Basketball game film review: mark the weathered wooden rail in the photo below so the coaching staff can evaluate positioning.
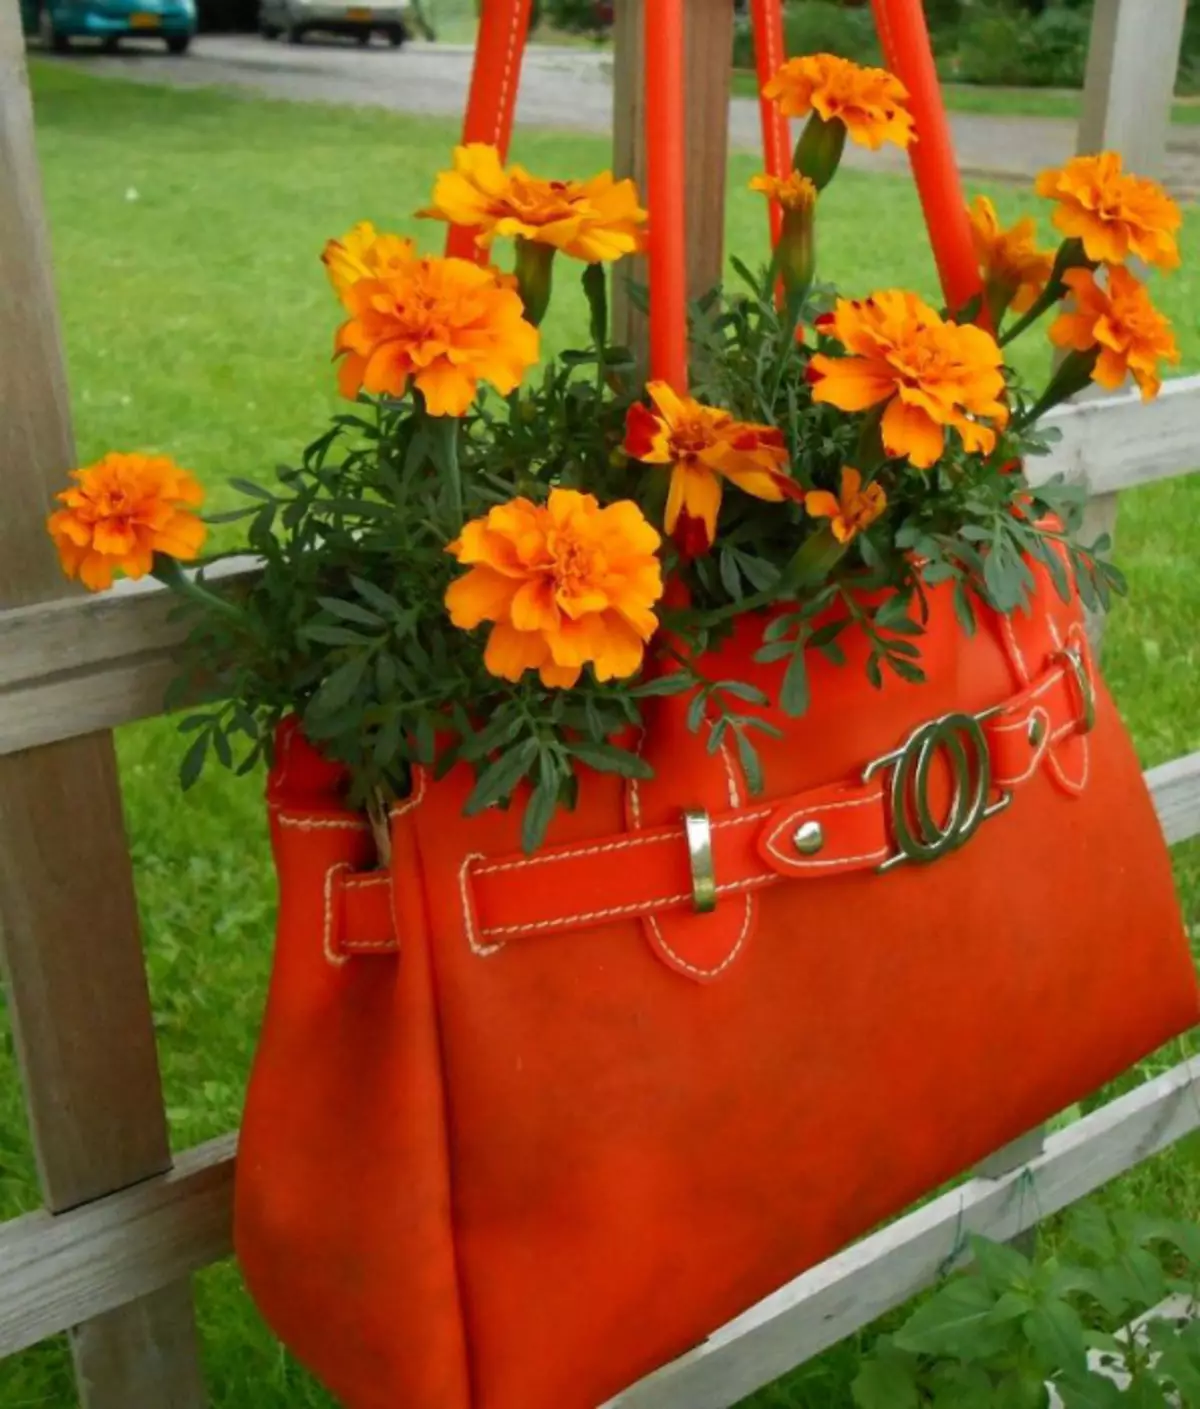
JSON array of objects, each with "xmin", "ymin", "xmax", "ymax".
[{"xmin": 0, "ymin": 0, "xmax": 1195, "ymax": 1405}]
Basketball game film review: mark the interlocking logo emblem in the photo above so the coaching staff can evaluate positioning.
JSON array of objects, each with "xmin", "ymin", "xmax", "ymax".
[{"xmin": 864, "ymin": 710, "xmax": 1011, "ymax": 872}]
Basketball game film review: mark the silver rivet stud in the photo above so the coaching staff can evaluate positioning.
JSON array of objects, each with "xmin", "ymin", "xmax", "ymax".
[
  {"xmin": 793, "ymin": 820, "xmax": 825, "ymax": 856},
  {"xmin": 1028, "ymin": 715, "xmax": 1047, "ymax": 747}
]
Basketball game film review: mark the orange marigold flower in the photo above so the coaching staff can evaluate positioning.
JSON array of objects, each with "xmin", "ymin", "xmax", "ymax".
[
  {"xmin": 445, "ymin": 488, "xmax": 663, "ymax": 689},
  {"xmin": 968, "ymin": 195, "xmax": 1055, "ymax": 316},
  {"xmin": 1050, "ymin": 266, "xmax": 1180, "ymax": 401},
  {"xmin": 48, "ymin": 452, "xmax": 206, "ymax": 592},
  {"xmin": 334, "ymin": 255, "xmax": 540, "ymax": 416},
  {"xmin": 420, "ymin": 143, "xmax": 647, "ymax": 263},
  {"xmin": 763, "ymin": 53, "xmax": 914, "ymax": 151},
  {"xmin": 1035, "ymin": 152, "xmax": 1181, "ymax": 271},
  {"xmin": 807, "ymin": 291, "xmax": 1009, "ymax": 470},
  {"xmin": 804, "ymin": 466, "xmax": 886, "ymax": 544},
  {"xmin": 321, "ymin": 221, "xmax": 416, "ymax": 301},
  {"xmin": 623, "ymin": 381, "xmax": 803, "ymax": 555}
]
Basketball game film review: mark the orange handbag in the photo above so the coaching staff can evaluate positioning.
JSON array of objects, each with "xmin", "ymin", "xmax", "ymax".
[{"xmin": 234, "ymin": 4, "xmax": 1199, "ymax": 1407}]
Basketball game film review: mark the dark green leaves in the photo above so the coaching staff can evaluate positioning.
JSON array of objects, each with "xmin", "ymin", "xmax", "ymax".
[{"xmin": 465, "ymin": 739, "xmax": 539, "ymax": 815}]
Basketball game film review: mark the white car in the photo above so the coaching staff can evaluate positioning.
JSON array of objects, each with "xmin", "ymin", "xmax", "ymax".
[{"xmin": 258, "ymin": 0, "xmax": 408, "ymax": 46}]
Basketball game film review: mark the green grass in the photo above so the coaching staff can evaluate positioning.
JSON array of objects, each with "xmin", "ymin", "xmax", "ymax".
[
  {"xmin": 729, "ymin": 68, "xmax": 1200, "ymax": 126},
  {"xmin": 0, "ymin": 62, "xmax": 1197, "ymax": 1409}
]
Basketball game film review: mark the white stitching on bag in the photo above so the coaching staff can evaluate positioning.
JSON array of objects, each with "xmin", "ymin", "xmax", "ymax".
[
  {"xmin": 323, "ymin": 862, "xmax": 351, "ymax": 968},
  {"xmin": 492, "ymin": 1, "xmax": 522, "ymax": 146},
  {"xmin": 275, "ymin": 810, "xmax": 369, "ymax": 832}
]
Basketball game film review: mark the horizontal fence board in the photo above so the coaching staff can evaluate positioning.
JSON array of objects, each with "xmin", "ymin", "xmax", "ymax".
[
  {"xmin": 608, "ymin": 1058, "xmax": 1200, "ymax": 1409},
  {"xmin": 0, "ymin": 1134, "xmax": 235, "ymax": 1360},
  {"xmin": 1147, "ymin": 751, "xmax": 1200, "ymax": 847},
  {"xmin": 1033, "ymin": 375, "xmax": 1200, "ymax": 494},
  {"xmin": 0, "ymin": 385, "xmax": 1198, "ymax": 756},
  {"xmin": 0, "ymin": 559, "xmax": 257, "ymax": 755}
]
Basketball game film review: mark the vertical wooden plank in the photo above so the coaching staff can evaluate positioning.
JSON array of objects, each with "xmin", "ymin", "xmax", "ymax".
[
  {"xmin": 1072, "ymin": 0, "xmax": 1186, "ymax": 647},
  {"xmin": 71, "ymin": 1288, "xmax": 207, "ymax": 1409},
  {"xmin": 0, "ymin": 3, "xmax": 208, "ymax": 1403},
  {"xmin": 611, "ymin": 0, "xmax": 734, "ymax": 359}
]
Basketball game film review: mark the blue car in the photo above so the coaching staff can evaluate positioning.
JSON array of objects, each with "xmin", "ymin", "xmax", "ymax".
[{"xmin": 22, "ymin": 0, "xmax": 196, "ymax": 53}]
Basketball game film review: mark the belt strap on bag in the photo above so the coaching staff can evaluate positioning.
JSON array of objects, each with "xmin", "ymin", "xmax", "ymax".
[{"xmin": 332, "ymin": 635, "xmax": 1097, "ymax": 961}]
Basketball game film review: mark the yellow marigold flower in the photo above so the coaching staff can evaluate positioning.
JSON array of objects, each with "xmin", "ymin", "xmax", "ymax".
[
  {"xmin": 334, "ymin": 255, "xmax": 540, "ymax": 416},
  {"xmin": 321, "ymin": 221, "xmax": 417, "ymax": 301},
  {"xmin": 1035, "ymin": 152, "xmax": 1181, "ymax": 271},
  {"xmin": 807, "ymin": 291, "xmax": 1009, "ymax": 470},
  {"xmin": 749, "ymin": 171, "xmax": 817, "ymax": 212},
  {"xmin": 764, "ymin": 53, "xmax": 915, "ymax": 151},
  {"xmin": 420, "ymin": 143, "xmax": 647, "ymax": 263},
  {"xmin": 968, "ymin": 195, "xmax": 1055, "ymax": 317},
  {"xmin": 445, "ymin": 488, "xmax": 663, "ymax": 689},
  {"xmin": 1050, "ymin": 266, "xmax": 1180, "ymax": 401},
  {"xmin": 804, "ymin": 466, "xmax": 886, "ymax": 544},
  {"xmin": 622, "ymin": 381, "xmax": 803, "ymax": 556},
  {"xmin": 48, "ymin": 452, "xmax": 206, "ymax": 592}
]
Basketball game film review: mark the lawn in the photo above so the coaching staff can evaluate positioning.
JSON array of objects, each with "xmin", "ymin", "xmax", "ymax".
[{"xmin": 0, "ymin": 61, "xmax": 1197, "ymax": 1409}]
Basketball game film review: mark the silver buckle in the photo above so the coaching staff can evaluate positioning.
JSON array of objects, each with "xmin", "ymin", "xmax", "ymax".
[
  {"xmin": 1055, "ymin": 645, "xmax": 1097, "ymax": 735},
  {"xmin": 862, "ymin": 707, "xmax": 1012, "ymax": 874},
  {"xmin": 683, "ymin": 809, "xmax": 717, "ymax": 913}
]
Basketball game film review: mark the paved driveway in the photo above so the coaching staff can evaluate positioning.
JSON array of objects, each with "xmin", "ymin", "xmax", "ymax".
[{"xmin": 46, "ymin": 36, "xmax": 1200, "ymax": 193}]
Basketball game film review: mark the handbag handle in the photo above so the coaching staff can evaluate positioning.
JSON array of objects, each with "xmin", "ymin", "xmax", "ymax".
[
  {"xmin": 448, "ymin": 0, "xmax": 984, "ymax": 372},
  {"xmin": 445, "ymin": 0, "xmax": 534, "ymax": 262},
  {"xmin": 868, "ymin": 0, "xmax": 983, "ymax": 317}
]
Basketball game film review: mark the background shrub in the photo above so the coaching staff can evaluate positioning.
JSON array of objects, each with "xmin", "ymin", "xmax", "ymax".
[
  {"xmin": 732, "ymin": 0, "xmax": 881, "ymax": 71},
  {"xmin": 953, "ymin": 2, "xmax": 1091, "ymax": 88}
]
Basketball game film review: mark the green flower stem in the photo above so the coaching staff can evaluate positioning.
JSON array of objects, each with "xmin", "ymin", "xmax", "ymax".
[
  {"xmin": 437, "ymin": 414, "xmax": 464, "ymax": 529},
  {"xmin": 999, "ymin": 237, "xmax": 1089, "ymax": 348},
  {"xmin": 1016, "ymin": 347, "xmax": 1100, "ymax": 429},
  {"xmin": 152, "ymin": 553, "xmax": 247, "ymax": 625},
  {"xmin": 582, "ymin": 261, "xmax": 608, "ymax": 392},
  {"xmin": 854, "ymin": 404, "xmax": 886, "ymax": 472}
]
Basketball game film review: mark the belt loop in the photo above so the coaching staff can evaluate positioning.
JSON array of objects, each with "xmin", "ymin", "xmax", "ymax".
[
  {"xmin": 683, "ymin": 809, "xmax": 717, "ymax": 914},
  {"xmin": 386, "ymin": 769, "xmax": 431, "ymax": 956}
]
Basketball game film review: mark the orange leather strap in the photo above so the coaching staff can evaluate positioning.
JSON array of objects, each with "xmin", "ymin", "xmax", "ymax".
[
  {"xmin": 333, "ymin": 641, "xmax": 1094, "ymax": 961},
  {"xmin": 869, "ymin": 0, "xmax": 983, "ymax": 317},
  {"xmin": 750, "ymin": 0, "xmax": 791, "ymax": 248},
  {"xmin": 445, "ymin": 0, "xmax": 534, "ymax": 262}
]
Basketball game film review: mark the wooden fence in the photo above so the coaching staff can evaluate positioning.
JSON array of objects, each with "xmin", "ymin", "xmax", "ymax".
[{"xmin": 0, "ymin": 0, "xmax": 1197, "ymax": 1405}]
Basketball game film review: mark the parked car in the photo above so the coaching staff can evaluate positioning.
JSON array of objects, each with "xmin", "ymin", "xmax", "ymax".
[
  {"xmin": 21, "ymin": 0, "xmax": 195, "ymax": 51},
  {"xmin": 258, "ymin": 0, "xmax": 407, "ymax": 45}
]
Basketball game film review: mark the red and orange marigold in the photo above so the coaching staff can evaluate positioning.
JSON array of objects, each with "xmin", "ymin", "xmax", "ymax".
[
  {"xmin": 1035, "ymin": 152, "xmax": 1181, "ymax": 271},
  {"xmin": 1050, "ymin": 266, "xmax": 1180, "ymax": 402},
  {"xmin": 805, "ymin": 467, "xmax": 887, "ymax": 544},
  {"xmin": 334, "ymin": 254, "xmax": 540, "ymax": 416},
  {"xmin": 445, "ymin": 489, "xmax": 663, "ymax": 689},
  {"xmin": 807, "ymin": 291, "xmax": 1009, "ymax": 469},
  {"xmin": 763, "ymin": 53, "xmax": 915, "ymax": 151},
  {"xmin": 420, "ymin": 144, "xmax": 647, "ymax": 263},
  {"xmin": 48, "ymin": 452, "xmax": 207, "ymax": 592},
  {"xmin": 623, "ymin": 381, "xmax": 803, "ymax": 555}
]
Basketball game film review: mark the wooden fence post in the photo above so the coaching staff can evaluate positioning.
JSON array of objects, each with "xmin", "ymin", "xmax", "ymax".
[
  {"xmin": 611, "ymin": 0, "xmax": 734, "ymax": 359},
  {"xmin": 1073, "ymin": 0, "xmax": 1186, "ymax": 647},
  {"xmin": 0, "ymin": 5, "xmax": 207, "ymax": 1404}
]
